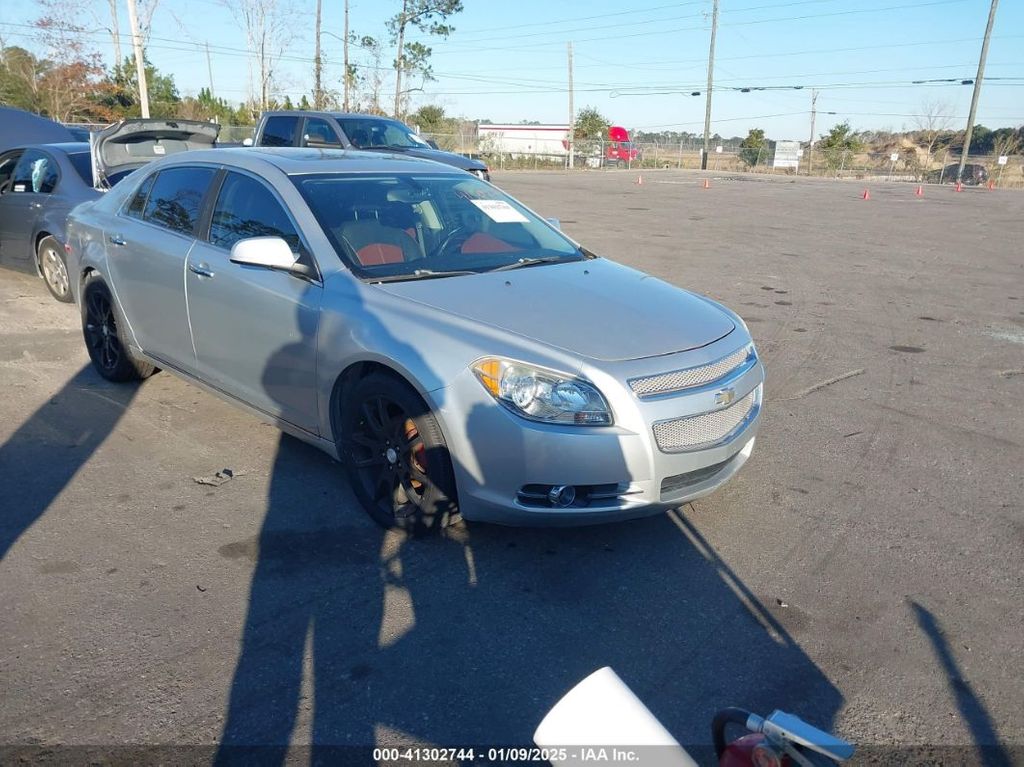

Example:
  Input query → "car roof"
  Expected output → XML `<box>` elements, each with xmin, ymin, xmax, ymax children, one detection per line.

<box><xmin>161</xmin><ymin>147</ymin><xmax>467</xmax><ymax>176</ymax></box>
<box><xmin>262</xmin><ymin>111</ymin><xmax>400</xmax><ymax>122</ymax></box>
<box><xmin>2</xmin><ymin>141</ymin><xmax>90</xmax><ymax>155</ymax></box>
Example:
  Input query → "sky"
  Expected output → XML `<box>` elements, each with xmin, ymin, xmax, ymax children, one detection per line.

<box><xmin>2</xmin><ymin>0</ymin><xmax>1022</xmax><ymax>139</ymax></box>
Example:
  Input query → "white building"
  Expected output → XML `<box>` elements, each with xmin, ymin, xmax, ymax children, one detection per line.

<box><xmin>477</xmin><ymin>124</ymin><xmax>570</xmax><ymax>157</ymax></box>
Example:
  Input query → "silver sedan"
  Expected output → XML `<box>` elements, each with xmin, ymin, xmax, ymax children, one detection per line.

<box><xmin>65</xmin><ymin>148</ymin><xmax>763</xmax><ymax>531</ymax></box>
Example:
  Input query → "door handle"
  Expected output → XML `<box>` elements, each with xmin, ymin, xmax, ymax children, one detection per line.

<box><xmin>109</xmin><ymin>235</ymin><xmax>126</xmax><ymax>246</ymax></box>
<box><xmin>189</xmin><ymin>262</ymin><xmax>215</xmax><ymax>278</ymax></box>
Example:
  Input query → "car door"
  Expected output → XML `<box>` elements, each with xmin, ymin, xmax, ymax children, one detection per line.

<box><xmin>107</xmin><ymin>165</ymin><xmax>217</xmax><ymax>371</ymax></box>
<box><xmin>185</xmin><ymin>170</ymin><xmax>322</xmax><ymax>434</ymax></box>
<box><xmin>0</xmin><ymin>149</ymin><xmax>57</xmax><ymax>268</ymax></box>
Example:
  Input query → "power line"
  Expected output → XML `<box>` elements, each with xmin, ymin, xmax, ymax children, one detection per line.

<box><xmin>418</xmin><ymin>0</ymin><xmax>973</xmax><ymax>55</ymax></box>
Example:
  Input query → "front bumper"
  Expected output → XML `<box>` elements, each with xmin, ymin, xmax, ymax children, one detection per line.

<box><xmin>433</xmin><ymin>338</ymin><xmax>764</xmax><ymax>526</ymax></box>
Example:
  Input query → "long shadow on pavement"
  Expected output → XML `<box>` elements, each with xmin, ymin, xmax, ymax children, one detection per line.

<box><xmin>0</xmin><ymin>364</ymin><xmax>139</xmax><ymax>560</ymax></box>
<box><xmin>216</xmin><ymin>434</ymin><xmax>843</xmax><ymax>764</ymax></box>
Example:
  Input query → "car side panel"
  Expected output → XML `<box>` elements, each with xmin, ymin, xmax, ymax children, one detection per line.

<box><xmin>105</xmin><ymin>219</ymin><xmax>198</xmax><ymax>372</ymax></box>
<box><xmin>185</xmin><ymin>239</ymin><xmax>324</xmax><ymax>435</ymax></box>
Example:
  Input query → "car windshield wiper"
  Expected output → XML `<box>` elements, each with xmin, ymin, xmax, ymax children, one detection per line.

<box><xmin>369</xmin><ymin>268</ymin><xmax>479</xmax><ymax>283</ymax></box>
<box><xmin>490</xmin><ymin>256</ymin><xmax>569</xmax><ymax>272</ymax></box>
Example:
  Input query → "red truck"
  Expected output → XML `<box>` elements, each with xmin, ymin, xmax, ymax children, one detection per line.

<box><xmin>604</xmin><ymin>125</ymin><xmax>640</xmax><ymax>166</ymax></box>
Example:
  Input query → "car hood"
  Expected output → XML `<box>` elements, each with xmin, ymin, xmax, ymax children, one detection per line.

<box><xmin>383</xmin><ymin>145</ymin><xmax>487</xmax><ymax>172</ymax></box>
<box><xmin>375</xmin><ymin>258</ymin><xmax>735</xmax><ymax>362</ymax></box>
<box><xmin>92</xmin><ymin>119</ymin><xmax>220</xmax><ymax>179</ymax></box>
<box><xmin>0</xmin><ymin>107</ymin><xmax>75</xmax><ymax>152</ymax></box>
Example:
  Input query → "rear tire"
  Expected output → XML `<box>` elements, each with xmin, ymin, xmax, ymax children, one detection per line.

<box><xmin>38</xmin><ymin>236</ymin><xmax>73</xmax><ymax>303</ymax></box>
<box><xmin>341</xmin><ymin>373</ymin><xmax>458</xmax><ymax>535</ymax></box>
<box><xmin>81</xmin><ymin>274</ymin><xmax>156</xmax><ymax>382</ymax></box>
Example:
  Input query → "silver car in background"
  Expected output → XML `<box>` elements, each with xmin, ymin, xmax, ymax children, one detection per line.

<box><xmin>65</xmin><ymin>148</ymin><xmax>763</xmax><ymax>531</ymax></box>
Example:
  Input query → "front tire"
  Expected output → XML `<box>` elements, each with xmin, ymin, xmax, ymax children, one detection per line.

<box><xmin>38</xmin><ymin>236</ymin><xmax>72</xmax><ymax>303</ymax></box>
<box><xmin>81</xmin><ymin>274</ymin><xmax>156</xmax><ymax>382</ymax></box>
<box><xmin>341</xmin><ymin>373</ymin><xmax>458</xmax><ymax>534</ymax></box>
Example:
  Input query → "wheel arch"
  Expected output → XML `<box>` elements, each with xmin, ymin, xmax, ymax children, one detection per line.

<box><xmin>327</xmin><ymin>359</ymin><xmax>449</xmax><ymax>450</ymax></box>
<box><xmin>33</xmin><ymin>230</ymin><xmax>54</xmax><ymax>276</ymax></box>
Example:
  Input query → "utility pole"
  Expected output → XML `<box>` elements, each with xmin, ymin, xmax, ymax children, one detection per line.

<box><xmin>343</xmin><ymin>0</ymin><xmax>350</xmax><ymax>111</ymax></box>
<box><xmin>205</xmin><ymin>41</ymin><xmax>215</xmax><ymax>99</ymax></box>
<box><xmin>701</xmin><ymin>0</ymin><xmax>719</xmax><ymax>171</ymax></box>
<box><xmin>108</xmin><ymin>0</ymin><xmax>122</xmax><ymax>70</ymax></box>
<box><xmin>957</xmin><ymin>0</ymin><xmax>999</xmax><ymax>183</ymax></box>
<box><xmin>394</xmin><ymin>0</ymin><xmax>408</xmax><ymax>118</ymax></box>
<box><xmin>314</xmin><ymin>0</ymin><xmax>323</xmax><ymax>109</ymax></box>
<box><xmin>567</xmin><ymin>41</ymin><xmax>575</xmax><ymax>170</ymax></box>
<box><xmin>125</xmin><ymin>0</ymin><xmax>150</xmax><ymax>118</ymax></box>
<box><xmin>807</xmin><ymin>89</ymin><xmax>818</xmax><ymax>175</ymax></box>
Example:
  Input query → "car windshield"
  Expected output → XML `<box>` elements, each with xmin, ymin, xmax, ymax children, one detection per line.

<box><xmin>294</xmin><ymin>173</ymin><xmax>585</xmax><ymax>281</ymax></box>
<box><xmin>336</xmin><ymin>118</ymin><xmax>431</xmax><ymax>150</ymax></box>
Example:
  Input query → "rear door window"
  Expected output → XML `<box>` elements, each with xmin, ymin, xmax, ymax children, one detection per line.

<box><xmin>124</xmin><ymin>173</ymin><xmax>157</xmax><ymax>220</ymax></box>
<box><xmin>260</xmin><ymin>115</ymin><xmax>300</xmax><ymax>147</ymax></box>
<box><xmin>209</xmin><ymin>172</ymin><xmax>302</xmax><ymax>253</ymax></box>
<box><xmin>11</xmin><ymin>149</ymin><xmax>58</xmax><ymax>194</ymax></box>
<box><xmin>142</xmin><ymin>166</ymin><xmax>216</xmax><ymax>236</ymax></box>
<box><xmin>301</xmin><ymin>117</ymin><xmax>343</xmax><ymax>149</ymax></box>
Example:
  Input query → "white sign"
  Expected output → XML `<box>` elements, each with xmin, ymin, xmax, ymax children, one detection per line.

<box><xmin>715</xmin><ymin>145</ymin><xmax>723</xmax><ymax>153</ymax></box>
<box><xmin>998</xmin><ymin>155</ymin><xmax>1008</xmax><ymax>166</ymax></box>
<box><xmin>890</xmin><ymin>153</ymin><xmax>899</xmax><ymax>162</ymax></box>
<box><xmin>796</xmin><ymin>149</ymin><xmax>804</xmax><ymax>157</ymax></box>
<box><xmin>772</xmin><ymin>140</ymin><xmax>801</xmax><ymax>169</ymax></box>
<box><xmin>470</xmin><ymin>199</ymin><xmax>529</xmax><ymax>223</ymax></box>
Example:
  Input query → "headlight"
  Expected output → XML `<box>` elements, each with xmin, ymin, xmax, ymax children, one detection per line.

<box><xmin>472</xmin><ymin>358</ymin><xmax>612</xmax><ymax>426</ymax></box>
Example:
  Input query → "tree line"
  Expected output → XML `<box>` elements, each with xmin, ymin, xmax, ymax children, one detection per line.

<box><xmin>0</xmin><ymin>0</ymin><xmax>463</xmax><ymax>125</ymax></box>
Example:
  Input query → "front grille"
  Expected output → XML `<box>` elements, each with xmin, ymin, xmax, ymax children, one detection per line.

<box><xmin>629</xmin><ymin>346</ymin><xmax>750</xmax><ymax>398</ymax></box>
<box><xmin>653</xmin><ymin>389</ymin><xmax>757</xmax><ymax>452</ymax></box>
<box><xmin>661</xmin><ymin>456</ymin><xmax>734</xmax><ymax>496</ymax></box>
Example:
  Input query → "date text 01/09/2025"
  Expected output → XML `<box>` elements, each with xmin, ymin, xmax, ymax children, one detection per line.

<box><xmin>372</xmin><ymin>746</ymin><xmax>642</xmax><ymax>763</ymax></box>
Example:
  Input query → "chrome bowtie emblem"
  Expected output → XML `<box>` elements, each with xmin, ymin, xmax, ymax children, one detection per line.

<box><xmin>715</xmin><ymin>387</ymin><xmax>736</xmax><ymax>407</ymax></box>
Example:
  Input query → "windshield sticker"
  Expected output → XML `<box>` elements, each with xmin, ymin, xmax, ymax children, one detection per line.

<box><xmin>470</xmin><ymin>199</ymin><xmax>529</xmax><ymax>223</ymax></box>
<box><xmin>153</xmin><ymin>145</ymin><xmax>166</xmax><ymax>155</ymax></box>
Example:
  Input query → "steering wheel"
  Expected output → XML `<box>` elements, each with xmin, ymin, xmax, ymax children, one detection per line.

<box><xmin>429</xmin><ymin>226</ymin><xmax>473</xmax><ymax>259</ymax></box>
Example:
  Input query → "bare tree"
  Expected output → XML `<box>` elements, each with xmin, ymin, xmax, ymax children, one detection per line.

<box><xmin>221</xmin><ymin>0</ymin><xmax>294</xmax><ymax>111</ymax></box>
<box><xmin>913</xmin><ymin>100</ymin><xmax>954</xmax><ymax>177</ymax></box>
<box><xmin>387</xmin><ymin>0</ymin><xmax>462</xmax><ymax>118</ymax></box>
<box><xmin>33</xmin><ymin>0</ymin><xmax>112</xmax><ymax>121</ymax></box>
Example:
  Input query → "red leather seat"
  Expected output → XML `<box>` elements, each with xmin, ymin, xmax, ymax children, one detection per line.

<box><xmin>340</xmin><ymin>220</ymin><xmax>420</xmax><ymax>266</ymax></box>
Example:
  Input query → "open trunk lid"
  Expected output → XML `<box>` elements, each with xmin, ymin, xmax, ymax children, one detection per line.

<box><xmin>92</xmin><ymin>119</ymin><xmax>220</xmax><ymax>187</ymax></box>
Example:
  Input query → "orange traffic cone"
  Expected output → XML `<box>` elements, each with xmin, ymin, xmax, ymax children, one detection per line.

<box><xmin>988</xmin><ymin>180</ymin><xmax>995</xmax><ymax>190</ymax></box>
<box><xmin>915</xmin><ymin>185</ymin><xmax>924</xmax><ymax>197</ymax></box>
<box><xmin>702</xmin><ymin>178</ymin><xmax>710</xmax><ymax>189</ymax></box>
<box><xmin>861</xmin><ymin>189</ymin><xmax>870</xmax><ymax>200</ymax></box>
<box><xmin>954</xmin><ymin>181</ymin><xmax>963</xmax><ymax>192</ymax></box>
<box><xmin>635</xmin><ymin>175</ymin><xmax>643</xmax><ymax>185</ymax></box>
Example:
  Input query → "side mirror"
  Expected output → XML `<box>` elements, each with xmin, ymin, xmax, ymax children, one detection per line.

<box><xmin>545</xmin><ymin>217</ymin><xmax>561</xmax><ymax>231</ymax></box>
<box><xmin>534</xmin><ymin>668</ymin><xmax>697</xmax><ymax>767</ymax></box>
<box><xmin>242</xmin><ymin>137</ymin><xmax>254</xmax><ymax>147</ymax></box>
<box><xmin>230</xmin><ymin>237</ymin><xmax>300</xmax><ymax>271</ymax></box>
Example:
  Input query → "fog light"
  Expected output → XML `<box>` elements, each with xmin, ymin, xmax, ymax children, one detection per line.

<box><xmin>548</xmin><ymin>485</ymin><xmax>576</xmax><ymax>507</ymax></box>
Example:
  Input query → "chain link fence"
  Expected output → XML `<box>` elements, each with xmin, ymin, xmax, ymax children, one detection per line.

<box><xmin>421</xmin><ymin>132</ymin><xmax>1024</xmax><ymax>188</ymax></box>
<box><xmin>64</xmin><ymin>122</ymin><xmax>1021</xmax><ymax>189</ymax></box>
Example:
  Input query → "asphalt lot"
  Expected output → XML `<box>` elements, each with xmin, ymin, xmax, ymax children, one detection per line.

<box><xmin>1</xmin><ymin>170</ymin><xmax>1022</xmax><ymax>763</ymax></box>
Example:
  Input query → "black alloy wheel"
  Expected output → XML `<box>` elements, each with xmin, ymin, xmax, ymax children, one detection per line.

<box><xmin>343</xmin><ymin>373</ymin><xmax>457</xmax><ymax>534</ymax></box>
